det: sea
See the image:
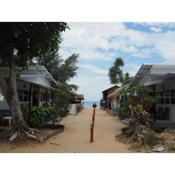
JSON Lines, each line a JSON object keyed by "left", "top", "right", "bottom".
{"left": 84, "top": 101, "right": 100, "bottom": 109}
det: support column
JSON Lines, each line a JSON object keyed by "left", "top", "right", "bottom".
{"left": 38, "top": 87, "right": 41, "bottom": 106}
{"left": 46, "top": 89, "right": 48, "bottom": 105}
{"left": 153, "top": 85, "right": 156, "bottom": 122}
{"left": 29, "top": 84, "right": 33, "bottom": 113}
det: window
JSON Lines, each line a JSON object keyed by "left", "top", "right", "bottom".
{"left": 171, "top": 90, "right": 175, "bottom": 104}
{"left": 18, "top": 89, "right": 29, "bottom": 102}
{"left": 156, "top": 92, "right": 161, "bottom": 104}
{"left": 156, "top": 90, "right": 175, "bottom": 105}
{"left": 165, "top": 91, "right": 170, "bottom": 104}
{"left": 160, "top": 92, "right": 164, "bottom": 104}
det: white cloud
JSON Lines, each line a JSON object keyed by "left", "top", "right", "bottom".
{"left": 60, "top": 22, "right": 175, "bottom": 61}
{"left": 150, "top": 26, "right": 162, "bottom": 32}
{"left": 80, "top": 64, "right": 108, "bottom": 75}
{"left": 60, "top": 22, "right": 150, "bottom": 60}
{"left": 60, "top": 22, "right": 175, "bottom": 101}
{"left": 69, "top": 64, "right": 110, "bottom": 101}
{"left": 124, "top": 64, "right": 141, "bottom": 76}
{"left": 69, "top": 73, "right": 111, "bottom": 101}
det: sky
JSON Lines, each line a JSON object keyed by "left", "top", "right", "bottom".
{"left": 60, "top": 22, "right": 175, "bottom": 101}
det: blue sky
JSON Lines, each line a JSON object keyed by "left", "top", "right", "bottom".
{"left": 60, "top": 22, "right": 175, "bottom": 101}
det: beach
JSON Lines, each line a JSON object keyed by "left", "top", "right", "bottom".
{"left": 0, "top": 108, "right": 132, "bottom": 153}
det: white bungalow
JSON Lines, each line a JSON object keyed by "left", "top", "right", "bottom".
{"left": 108, "top": 64, "right": 175, "bottom": 128}
{"left": 0, "top": 65, "right": 57, "bottom": 125}
{"left": 133, "top": 64, "right": 175, "bottom": 128}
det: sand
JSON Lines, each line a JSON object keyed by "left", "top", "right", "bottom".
{"left": 0, "top": 109, "right": 132, "bottom": 153}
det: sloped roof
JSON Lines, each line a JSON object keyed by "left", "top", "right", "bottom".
{"left": 133, "top": 64, "right": 175, "bottom": 86}
{"left": 19, "top": 66, "right": 57, "bottom": 89}
{"left": 102, "top": 85, "right": 119, "bottom": 93}
{"left": 1, "top": 65, "right": 57, "bottom": 89}
{"left": 132, "top": 64, "right": 152, "bottom": 84}
{"left": 107, "top": 83, "right": 130, "bottom": 98}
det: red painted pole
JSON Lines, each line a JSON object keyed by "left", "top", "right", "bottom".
{"left": 90, "top": 107, "right": 96, "bottom": 143}
{"left": 92, "top": 107, "right": 96, "bottom": 124}
{"left": 90, "top": 124, "right": 94, "bottom": 143}
{"left": 93, "top": 107, "right": 95, "bottom": 121}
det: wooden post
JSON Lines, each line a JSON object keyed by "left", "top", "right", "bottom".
{"left": 93, "top": 107, "right": 95, "bottom": 121}
{"left": 90, "top": 124, "right": 94, "bottom": 143}
{"left": 46, "top": 89, "right": 48, "bottom": 105}
{"left": 90, "top": 106, "right": 96, "bottom": 143}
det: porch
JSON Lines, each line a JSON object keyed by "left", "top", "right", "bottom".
{"left": 0, "top": 66, "right": 57, "bottom": 126}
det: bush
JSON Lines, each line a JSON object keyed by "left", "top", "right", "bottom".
{"left": 29, "top": 105, "right": 55, "bottom": 128}
{"left": 43, "top": 105, "right": 55, "bottom": 118}
{"left": 143, "top": 132, "right": 159, "bottom": 146}
{"left": 119, "top": 84, "right": 155, "bottom": 114}
{"left": 129, "top": 105, "right": 150, "bottom": 126}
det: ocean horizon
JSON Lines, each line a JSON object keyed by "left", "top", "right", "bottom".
{"left": 84, "top": 101, "right": 100, "bottom": 109}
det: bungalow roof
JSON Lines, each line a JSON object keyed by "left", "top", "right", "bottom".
{"left": 19, "top": 65, "right": 57, "bottom": 86}
{"left": 107, "top": 83, "right": 130, "bottom": 98}
{"left": 102, "top": 85, "right": 119, "bottom": 93}
{"left": 1, "top": 65, "right": 57, "bottom": 90}
{"left": 133, "top": 64, "right": 175, "bottom": 86}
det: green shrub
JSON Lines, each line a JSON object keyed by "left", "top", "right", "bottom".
{"left": 29, "top": 105, "right": 55, "bottom": 128}
{"left": 143, "top": 132, "right": 159, "bottom": 146}
{"left": 43, "top": 105, "right": 55, "bottom": 118}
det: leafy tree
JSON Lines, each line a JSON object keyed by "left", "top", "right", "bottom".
{"left": 108, "top": 57, "right": 124, "bottom": 84}
{"left": 53, "top": 84, "right": 71, "bottom": 118}
{"left": 37, "top": 50, "right": 79, "bottom": 91}
{"left": 108, "top": 57, "right": 132, "bottom": 85}
{"left": 36, "top": 46, "right": 62, "bottom": 76}
{"left": 122, "top": 72, "right": 132, "bottom": 85}
{"left": 0, "top": 22, "right": 68, "bottom": 139}
{"left": 52, "top": 53, "right": 79, "bottom": 83}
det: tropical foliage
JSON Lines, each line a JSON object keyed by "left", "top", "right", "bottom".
{"left": 108, "top": 57, "right": 132, "bottom": 85}
{"left": 53, "top": 84, "right": 71, "bottom": 118}
{"left": 0, "top": 23, "right": 68, "bottom": 135}
{"left": 129, "top": 105, "right": 150, "bottom": 126}
{"left": 29, "top": 105, "right": 55, "bottom": 128}
{"left": 119, "top": 84, "right": 155, "bottom": 117}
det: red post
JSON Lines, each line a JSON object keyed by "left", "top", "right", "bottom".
{"left": 90, "top": 104, "right": 97, "bottom": 143}
{"left": 90, "top": 124, "right": 94, "bottom": 143}
{"left": 93, "top": 107, "right": 95, "bottom": 121}
{"left": 92, "top": 114, "right": 94, "bottom": 126}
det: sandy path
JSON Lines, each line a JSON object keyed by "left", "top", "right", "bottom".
{"left": 0, "top": 109, "right": 132, "bottom": 153}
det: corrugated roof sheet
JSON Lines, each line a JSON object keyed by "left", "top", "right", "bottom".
{"left": 107, "top": 83, "right": 130, "bottom": 98}
{"left": 18, "top": 65, "right": 57, "bottom": 89}
{"left": 133, "top": 64, "right": 175, "bottom": 86}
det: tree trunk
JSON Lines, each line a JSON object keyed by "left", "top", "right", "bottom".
{"left": 9, "top": 58, "right": 28, "bottom": 135}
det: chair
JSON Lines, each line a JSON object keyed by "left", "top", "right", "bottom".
{"left": 2, "top": 116, "right": 12, "bottom": 126}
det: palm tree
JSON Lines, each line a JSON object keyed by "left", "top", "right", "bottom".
{"left": 108, "top": 57, "right": 124, "bottom": 84}
{"left": 122, "top": 72, "right": 131, "bottom": 85}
